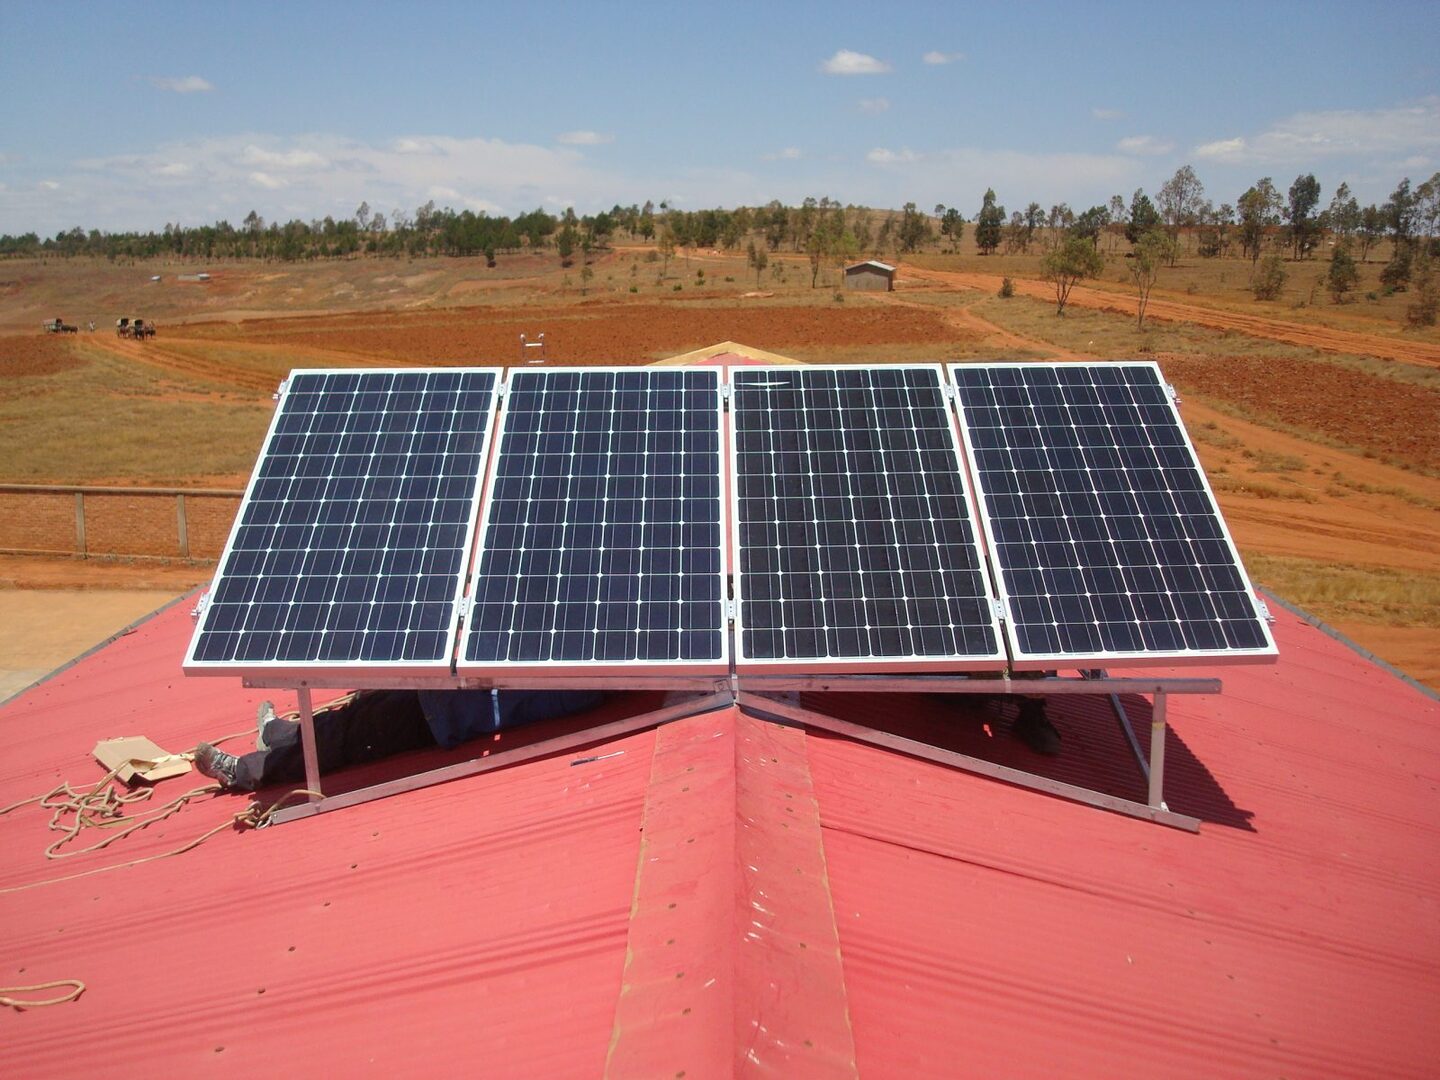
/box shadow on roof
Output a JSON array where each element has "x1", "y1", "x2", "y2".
[{"x1": 794, "y1": 689, "x2": 1256, "y2": 832}]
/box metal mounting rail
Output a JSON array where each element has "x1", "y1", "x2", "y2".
[
  {"x1": 735, "y1": 672, "x2": 1215, "y2": 833},
  {"x1": 266, "y1": 689, "x2": 735, "y2": 826}
]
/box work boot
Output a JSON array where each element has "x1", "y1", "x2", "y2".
[
  {"x1": 1012, "y1": 699, "x2": 1061, "y2": 755},
  {"x1": 194, "y1": 743, "x2": 243, "y2": 790},
  {"x1": 255, "y1": 700, "x2": 279, "y2": 751}
]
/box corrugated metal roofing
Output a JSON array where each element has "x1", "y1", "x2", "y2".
[
  {"x1": 3, "y1": 347, "x2": 1437, "y2": 1077},
  {"x1": 6, "y1": 586, "x2": 1436, "y2": 1077}
]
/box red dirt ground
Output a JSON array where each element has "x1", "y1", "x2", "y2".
[{"x1": 184, "y1": 301, "x2": 969, "y2": 364}]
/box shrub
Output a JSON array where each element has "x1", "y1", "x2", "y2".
[
  {"x1": 999, "y1": 277, "x2": 1015, "y2": 298},
  {"x1": 1380, "y1": 245, "x2": 1412, "y2": 292},
  {"x1": 1252, "y1": 254, "x2": 1286, "y2": 301},
  {"x1": 1327, "y1": 244, "x2": 1359, "y2": 303},
  {"x1": 628, "y1": 285, "x2": 638, "y2": 293},
  {"x1": 673, "y1": 283, "x2": 683, "y2": 292},
  {"x1": 1406, "y1": 253, "x2": 1438, "y2": 327}
]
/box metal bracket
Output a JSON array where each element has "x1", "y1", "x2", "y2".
[
  {"x1": 190, "y1": 591, "x2": 211, "y2": 620},
  {"x1": 1253, "y1": 594, "x2": 1275, "y2": 624},
  {"x1": 272, "y1": 377, "x2": 290, "y2": 402},
  {"x1": 991, "y1": 598, "x2": 1007, "y2": 622},
  {"x1": 1165, "y1": 382, "x2": 1181, "y2": 404}
]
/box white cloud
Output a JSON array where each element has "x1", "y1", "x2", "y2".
[
  {"x1": 241, "y1": 145, "x2": 328, "y2": 169},
  {"x1": 426, "y1": 185, "x2": 503, "y2": 213},
  {"x1": 763, "y1": 147, "x2": 802, "y2": 161},
  {"x1": 866, "y1": 148, "x2": 918, "y2": 165},
  {"x1": 1117, "y1": 135, "x2": 1175, "y2": 156},
  {"x1": 1193, "y1": 137, "x2": 1247, "y2": 162},
  {"x1": 555, "y1": 130, "x2": 614, "y2": 146},
  {"x1": 821, "y1": 50, "x2": 890, "y2": 76},
  {"x1": 38, "y1": 179, "x2": 59, "y2": 190},
  {"x1": 148, "y1": 75, "x2": 214, "y2": 94},
  {"x1": 1193, "y1": 98, "x2": 1440, "y2": 165},
  {"x1": 923, "y1": 51, "x2": 964, "y2": 65},
  {"x1": 859, "y1": 97, "x2": 891, "y2": 115},
  {"x1": 20, "y1": 132, "x2": 615, "y2": 233},
  {"x1": 1092, "y1": 107, "x2": 1123, "y2": 121}
]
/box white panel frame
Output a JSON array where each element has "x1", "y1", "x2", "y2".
[
  {"x1": 728, "y1": 363, "x2": 1007, "y2": 674},
  {"x1": 455, "y1": 366, "x2": 731, "y2": 678},
  {"x1": 949, "y1": 361, "x2": 1279, "y2": 670},
  {"x1": 183, "y1": 367, "x2": 505, "y2": 679}
]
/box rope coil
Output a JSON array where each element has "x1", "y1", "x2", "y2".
[{"x1": 1, "y1": 722, "x2": 326, "y2": 1008}]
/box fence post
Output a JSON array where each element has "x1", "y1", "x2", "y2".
[
  {"x1": 74, "y1": 491, "x2": 87, "y2": 557},
  {"x1": 176, "y1": 493, "x2": 190, "y2": 559}
]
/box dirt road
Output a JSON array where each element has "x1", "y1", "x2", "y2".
[{"x1": 902, "y1": 265, "x2": 1440, "y2": 367}]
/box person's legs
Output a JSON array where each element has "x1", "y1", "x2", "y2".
[{"x1": 206, "y1": 691, "x2": 436, "y2": 791}]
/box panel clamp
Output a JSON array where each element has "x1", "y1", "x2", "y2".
[
  {"x1": 1252, "y1": 593, "x2": 1275, "y2": 624},
  {"x1": 273, "y1": 377, "x2": 290, "y2": 402},
  {"x1": 1165, "y1": 382, "x2": 1181, "y2": 405},
  {"x1": 190, "y1": 591, "x2": 211, "y2": 620},
  {"x1": 991, "y1": 599, "x2": 1007, "y2": 622}
]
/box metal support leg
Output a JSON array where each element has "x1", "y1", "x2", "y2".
[
  {"x1": 1111, "y1": 692, "x2": 1150, "y2": 784},
  {"x1": 1148, "y1": 691, "x2": 1168, "y2": 811},
  {"x1": 296, "y1": 687, "x2": 322, "y2": 801}
]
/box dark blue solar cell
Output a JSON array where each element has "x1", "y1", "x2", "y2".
[
  {"x1": 461, "y1": 368, "x2": 726, "y2": 668},
  {"x1": 951, "y1": 362, "x2": 1274, "y2": 663},
  {"x1": 188, "y1": 369, "x2": 499, "y2": 669},
  {"x1": 731, "y1": 365, "x2": 1002, "y2": 668}
]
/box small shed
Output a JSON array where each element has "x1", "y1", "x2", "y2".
[{"x1": 843, "y1": 260, "x2": 895, "y2": 291}]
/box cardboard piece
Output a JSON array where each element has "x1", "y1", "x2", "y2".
[{"x1": 93, "y1": 736, "x2": 192, "y2": 784}]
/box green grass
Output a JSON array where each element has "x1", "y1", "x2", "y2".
[
  {"x1": 1244, "y1": 449, "x2": 1308, "y2": 473},
  {"x1": 0, "y1": 341, "x2": 271, "y2": 483},
  {"x1": 1189, "y1": 421, "x2": 1243, "y2": 450},
  {"x1": 1247, "y1": 553, "x2": 1440, "y2": 628},
  {"x1": 1209, "y1": 475, "x2": 1318, "y2": 502}
]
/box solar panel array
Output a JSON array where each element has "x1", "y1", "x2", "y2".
[
  {"x1": 730, "y1": 366, "x2": 1003, "y2": 669},
  {"x1": 460, "y1": 368, "x2": 727, "y2": 671},
  {"x1": 951, "y1": 362, "x2": 1275, "y2": 665},
  {"x1": 186, "y1": 359, "x2": 1274, "y2": 683},
  {"x1": 187, "y1": 368, "x2": 500, "y2": 670}
]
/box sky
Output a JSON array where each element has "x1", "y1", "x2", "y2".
[{"x1": 1, "y1": 0, "x2": 1437, "y2": 236}]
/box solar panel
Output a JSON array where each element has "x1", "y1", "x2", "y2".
[
  {"x1": 185, "y1": 368, "x2": 501, "y2": 674},
  {"x1": 730, "y1": 365, "x2": 1005, "y2": 671},
  {"x1": 950, "y1": 362, "x2": 1277, "y2": 667},
  {"x1": 458, "y1": 367, "x2": 728, "y2": 674}
]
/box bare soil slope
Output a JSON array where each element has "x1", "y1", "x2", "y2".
[{"x1": 902, "y1": 265, "x2": 1440, "y2": 368}]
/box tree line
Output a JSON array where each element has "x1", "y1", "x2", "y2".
[{"x1": 3, "y1": 166, "x2": 1436, "y2": 298}]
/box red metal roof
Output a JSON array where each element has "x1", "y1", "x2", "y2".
[{"x1": 4, "y1": 589, "x2": 1436, "y2": 1077}]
